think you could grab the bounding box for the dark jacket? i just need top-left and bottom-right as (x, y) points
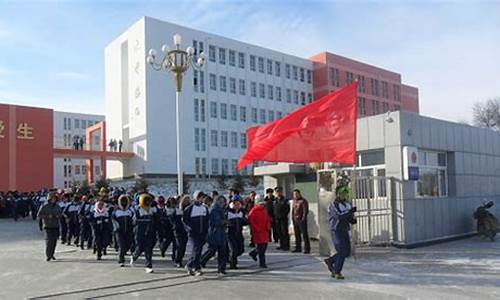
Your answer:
(226, 208), (248, 239)
(207, 202), (227, 247)
(37, 203), (62, 229)
(112, 207), (134, 235)
(172, 208), (187, 238)
(156, 206), (175, 238)
(273, 195), (290, 220)
(264, 194), (275, 220)
(292, 197), (309, 222)
(183, 202), (209, 238)
(90, 207), (113, 236)
(133, 207), (158, 244)
(328, 198), (354, 232)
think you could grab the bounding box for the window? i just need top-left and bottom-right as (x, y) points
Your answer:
(240, 106), (247, 122)
(393, 84), (401, 101)
(292, 66), (298, 80)
(277, 111), (283, 119)
(201, 128), (206, 152)
(193, 70), (199, 92)
(300, 68), (305, 82)
(210, 130), (218, 147)
(231, 132), (238, 148)
(240, 133), (247, 148)
(82, 165), (86, 174)
(258, 57), (264, 73)
(259, 83), (265, 98)
(275, 61), (281, 77)
(229, 77), (236, 94)
(250, 55), (256, 71)
(220, 103), (227, 120)
(219, 76), (227, 92)
(259, 109), (266, 124)
(211, 158), (219, 175)
(221, 131), (228, 147)
(194, 98), (199, 121)
(209, 73), (217, 90)
(195, 158), (200, 176)
(293, 90), (299, 104)
(381, 81), (389, 98)
(267, 59), (273, 75)
(199, 71), (205, 93)
(308, 93), (313, 103)
(285, 64), (291, 79)
(194, 128), (200, 151)
(222, 159), (229, 175)
(300, 92), (306, 105)
(238, 79), (246, 95)
(238, 52), (245, 68)
(268, 110), (275, 122)
(67, 118), (71, 130)
(358, 97), (366, 116)
(371, 99), (380, 115)
(74, 119), (80, 129)
(231, 159), (238, 175)
(357, 75), (366, 93)
(417, 151), (448, 197)
(209, 45), (216, 62)
(201, 158), (207, 175)
(218, 48), (226, 64)
(228, 50), (235, 66)
(251, 108), (258, 123)
(307, 70), (312, 84)
(370, 78), (379, 96)
(346, 71), (354, 84)
(82, 120), (87, 129)
(250, 82), (257, 97)
(382, 102), (389, 113)
(276, 87), (282, 101)
(330, 67), (340, 87)
(286, 89), (291, 103)
(230, 104), (237, 121)
(268, 85), (273, 100)
(210, 102), (218, 118)
(199, 100), (206, 123)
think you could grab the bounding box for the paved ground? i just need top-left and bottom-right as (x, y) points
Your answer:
(1, 218), (499, 300)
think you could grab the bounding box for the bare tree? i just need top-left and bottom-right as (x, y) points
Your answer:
(472, 98), (500, 130)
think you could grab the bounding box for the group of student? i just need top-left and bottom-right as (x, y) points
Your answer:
(0, 190), (45, 220)
(36, 184), (355, 279)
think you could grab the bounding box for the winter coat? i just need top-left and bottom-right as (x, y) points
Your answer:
(292, 197), (309, 222)
(207, 202), (227, 247)
(172, 208), (187, 238)
(328, 197), (353, 232)
(133, 207), (158, 244)
(183, 203), (209, 238)
(112, 208), (134, 235)
(248, 205), (272, 244)
(37, 203), (62, 229)
(273, 195), (290, 220)
(90, 207), (113, 238)
(226, 208), (248, 239)
(156, 207), (175, 239)
(264, 194), (275, 220)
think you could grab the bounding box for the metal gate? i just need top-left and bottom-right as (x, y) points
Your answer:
(351, 176), (393, 246)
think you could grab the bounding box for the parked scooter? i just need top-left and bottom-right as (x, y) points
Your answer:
(473, 201), (499, 241)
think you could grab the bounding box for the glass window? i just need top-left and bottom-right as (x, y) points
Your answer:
(231, 132), (238, 148)
(360, 150), (385, 166)
(195, 157), (200, 175)
(219, 47), (226, 64)
(210, 130), (218, 147)
(228, 49), (235, 66)
(74, 119), (80, 129)
(200, 129), (206, 151)
(259, 83), (265, 98)
(307, 70), (312, 84)
(300, 92), (306, 105)
(212, 158), (219, 175)
(240, 106), (247, 122)
(210, 102), (217, 118)
(275, 61), (281, 77)
(200, 100), (205, 122)
(286, 89), (291, 103)
(250, 82), (257, 97)
(259, 109), (266, 124)
(194, 128), (200, 151)
(209, 73), (217, 90)
(300, 68), (305, 82)
(252, 108), (258, 123)
(220, 103), (227, 120)
(285, 64), (291, 79)
(194, 98), (199, 121)
(230, 104), (237, 121)
(268, 85), (273, 100)
(219, 76), (227, 92)
(267, 59), (273, 75)
(258, 57), (264, 73)
(238, 79), (246, 95)
(240, 133), (247, 148)
(222, 159), (229, 175)
(417, 150), (448, 197)
(231, 159), (238, 175)
(250, 55), (256, 71)
(221, 131), (228, 147)
(268, 110), (275, 122)
(209, 45), (216, 62)
(238, 52), (245, 68)
(293, 90), (299, 104)
(276, 87), (282, 102)
(292, 66), (298, 80)
(229, 77), (236, 94)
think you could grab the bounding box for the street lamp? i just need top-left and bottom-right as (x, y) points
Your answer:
(146, 33), (206, 195)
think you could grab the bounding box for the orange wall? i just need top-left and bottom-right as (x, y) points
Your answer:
(0, 104), (53, 192)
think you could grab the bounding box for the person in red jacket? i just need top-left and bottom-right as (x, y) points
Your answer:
(248, 195), (271, 268)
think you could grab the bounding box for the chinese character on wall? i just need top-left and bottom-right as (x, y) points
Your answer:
(17, 123), (34, 140)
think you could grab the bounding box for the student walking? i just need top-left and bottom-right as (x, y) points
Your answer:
(37, 193), (62, 261)
(248, 195), (272, 268)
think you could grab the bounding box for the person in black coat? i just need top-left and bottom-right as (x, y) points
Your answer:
(78, 195), (94, 250)
(273, 187), (290, 251)
(172, 195), (189, 268)
(183, 191), (209, 276)
(130, 193), (158, 273)
(63, 195), (82, 246)
(90, 199), (112, 260)
(264, 188), (278, 243)
(112, 195), (134, 267)
(226, 199), (248, 269)
(157, 196), (177, 261)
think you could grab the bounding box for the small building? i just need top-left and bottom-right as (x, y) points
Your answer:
(256, 111), (500, 250)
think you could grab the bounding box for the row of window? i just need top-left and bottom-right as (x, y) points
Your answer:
(207, 43), (312, 83)
(329, 67), (401, 101)
(62, 164), (100, 178)
(194, 127), (247, 151)
(357, 97), (401, 116)
(63, 117), (100, 131)
(208, 102), (285, 124)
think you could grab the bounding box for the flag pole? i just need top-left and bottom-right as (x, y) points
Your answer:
(351, 163), (357, 259)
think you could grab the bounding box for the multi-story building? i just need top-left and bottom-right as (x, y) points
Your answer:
(105, 17), (419, 179)
(105, 17), (314, 179)
(310, 52), (419, 117)
(53, 111), (104, 188)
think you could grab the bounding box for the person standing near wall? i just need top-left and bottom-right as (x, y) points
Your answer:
(273, 187), (290, 251)
(263, 188), (278, 243)
(248, 196), (272, 268)
(324, 186), (357, 279)
(291, 189), (310, 254)
(37, 193), (62, 261)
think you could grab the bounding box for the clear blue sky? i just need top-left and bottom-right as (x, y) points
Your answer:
(0, 0), (499, 123)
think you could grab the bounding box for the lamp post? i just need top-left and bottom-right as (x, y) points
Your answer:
(146, 33), (205, 195)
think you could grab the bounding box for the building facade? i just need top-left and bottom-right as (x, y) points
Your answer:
(53, 111), (104, 188)
(310, 52), (419, 117)
(105, 17), (419, 180)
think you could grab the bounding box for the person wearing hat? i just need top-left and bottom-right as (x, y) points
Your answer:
(248, 195), (272, 268)
(200, 195), (229, 277)
(273, 187), (290, 251)
(37, 193), (63, 261)
(90, 198), (112, 261)
(324, 186), (357, 280)
(112, 195), (134, 267)
(226, 198), (247, 269)
(183, 190), (209, 276)
(130, 193), (158, 273)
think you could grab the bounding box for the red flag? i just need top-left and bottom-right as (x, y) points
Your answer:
(237, 82), (357, 169)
